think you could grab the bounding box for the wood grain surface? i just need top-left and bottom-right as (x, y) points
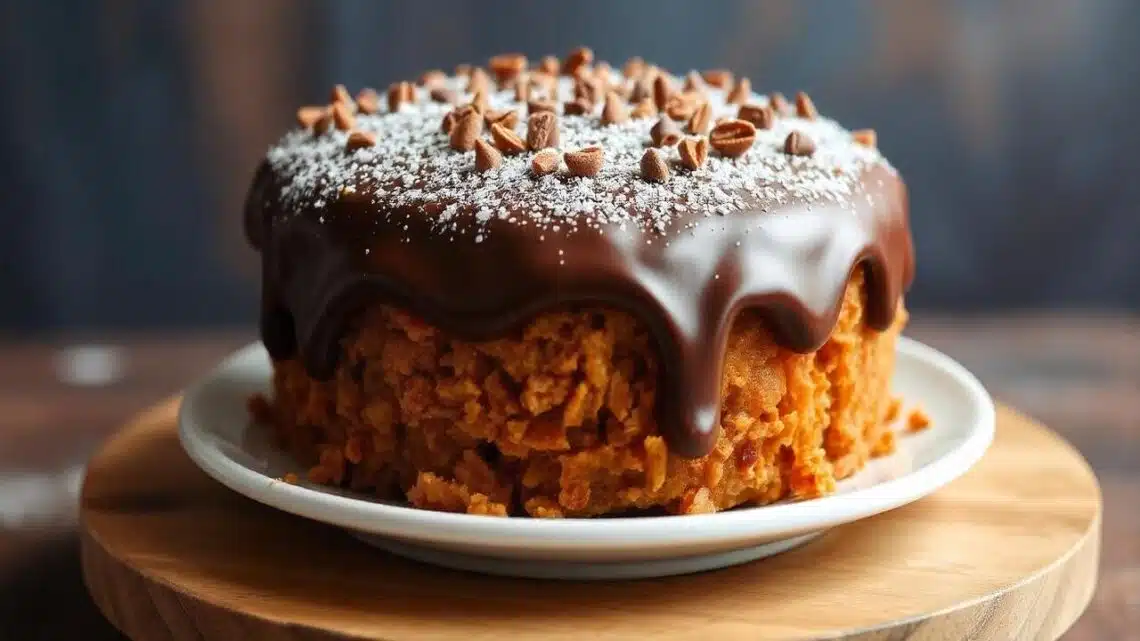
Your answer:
(79, 398), (1100, 641)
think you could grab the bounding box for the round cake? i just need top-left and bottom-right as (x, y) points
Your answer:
(244, 48), (915, 518)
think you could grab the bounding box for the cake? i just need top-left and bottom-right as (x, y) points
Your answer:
(244, 48), (916, 518)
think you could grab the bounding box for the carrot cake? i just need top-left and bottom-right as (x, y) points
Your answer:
(244, 47), (915, 517)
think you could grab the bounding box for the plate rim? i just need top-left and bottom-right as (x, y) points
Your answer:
(178, 336), (995, 548)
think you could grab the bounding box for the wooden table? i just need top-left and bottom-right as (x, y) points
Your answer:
(1, 315), (1137, 640)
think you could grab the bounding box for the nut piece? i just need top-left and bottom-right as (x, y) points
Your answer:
(330, 84), (353, 105)
(387, 81), (415, 112)
(795, 91), (818, 119)
(454, 64), (472, 77)
(440, 110), (458, 134)
(563, 98), (592, 116)
(531, 148), (560, 176)
(630, 97), (657, 119)
(332, 101), (355, 131)
(469, 90), (489, 115)
(467, 67), (491, 94)
(709, 119), (757, 158)
(540, 55), (560, 76)
(489, 53), (528, 85)
(852, 128), (877, 148)
(430, 87), (457, 104)
(623, 56), (646, 78)
(449, 109), (483, 151)
(526, 111), (559, 150)
(312, 110), (333, 135)
(419, 69), (447, 86)
(564, 145), (604, 177)
(345, 130), (376, 151)
(474, 138), (503, 172)
(769, 92), (792, 116)
(528, 99), (557, 115)
(629, 77), (652, 103)
(784, 131), (816, 156)
(737, 104), (774, 130)
(355, 89), (380, 114)
(687, 101), (711, 134)
(484, 109), (519, 129)
(562, 46), (593, 76)
(650, 116), (682, 147)
(297, 105), (328, 128)
(653, 74), (673, 110)
(702, 69), (733, 89)
(665, 92), (702, 121)
(678, 136), (709, 170)
(514, 79), (531, 102)
(601, 91), (628, 125)
(683, 70), (705, 92)
(726, 77), (751, 104)
(489, 122), (527, 155)
(640, 148), (669, 183)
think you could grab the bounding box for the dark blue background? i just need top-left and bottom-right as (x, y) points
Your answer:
(2, 0), (1137, 333)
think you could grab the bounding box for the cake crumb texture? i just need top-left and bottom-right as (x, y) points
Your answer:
(254, 270), (905, 517)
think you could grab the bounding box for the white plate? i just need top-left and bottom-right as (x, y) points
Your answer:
(179, 337), (994, 580)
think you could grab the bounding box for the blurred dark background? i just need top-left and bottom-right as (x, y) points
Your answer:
(1, 2), (1138, 640)
(2, 0), (1138, 335)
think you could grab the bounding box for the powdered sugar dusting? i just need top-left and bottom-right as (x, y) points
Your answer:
(265, 69), (892, 239)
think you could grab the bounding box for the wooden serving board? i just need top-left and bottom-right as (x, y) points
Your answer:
(80, 399), (1100, 641)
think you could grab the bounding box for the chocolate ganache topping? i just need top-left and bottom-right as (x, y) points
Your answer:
(245, 55), (915, 459)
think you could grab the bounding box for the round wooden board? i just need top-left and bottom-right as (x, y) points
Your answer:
(81, 399), (1101, 641)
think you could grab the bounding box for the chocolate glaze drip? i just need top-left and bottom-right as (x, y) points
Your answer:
(246, 162), (914, 459)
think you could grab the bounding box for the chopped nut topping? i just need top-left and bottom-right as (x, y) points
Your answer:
(454, 64), (472, 77)
(653, 74), (673, 110)
(623, 56), (646, 78)
(474, 138), (503, 172)
(528, 99), (557, 115)
(665, 92), (702, 121)
(440, 110), (458, 135)
(430, 87), (457, 104)
(650, 116), (682, 147)
(702, 69), (733, 89)
(489, 53), (528, 85)
(467, 67), (491, 94)
(562, 46), (593, 76)
(484, 109), (519, 130)
(331, 101), (355, 131)
(852, 129), (877, 148)
(418, 69), (447, 86)
(709, 119), (756, 158)
(677, 136), (709, 170)
(769, 92), (791, 116)
(573, 75), (602, 105)
(514, 79), (530, 102)
(630, 97), (657, 119)
(470, 90), (489, 114)
(530, 148), (560, 175)
(330, 84), (352, 105)
(526, 111), (559, 150)
(726, 77), (751, 104)
(595, 62), (614, 85)
(489, 122), (527, 155)
(795, 91), (818, 119)
(387, 81), (415, 112)
(449, 109), (483, 151)
(630, 77), (652, 103)
(687, 101), (711, 134)
(539, 55), (560, 76)
(564, 145), (603, 177)
(683, 70), (705, 92)
(355, 89), (380, 115)
(312, 111), (333, 135)
(344, 130), (376, 151)
(296, 105), (328, 128)
(784, 131), (816, 156)
(737, 104), (774, 130)
(640, 148), (669, 182)
(563, 98), (592, 116)
(601, 91), (629, 125)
